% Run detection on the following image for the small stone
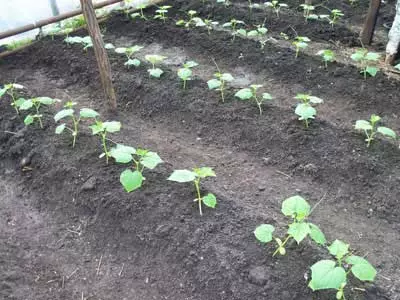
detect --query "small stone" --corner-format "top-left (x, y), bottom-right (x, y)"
top-left (248, 266), bottom-right (270, 286)
top-left (81, 177), bottom-right (97, 191)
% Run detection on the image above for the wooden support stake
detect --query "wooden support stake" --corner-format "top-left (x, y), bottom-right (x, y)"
top-left (360, 0), bottom-right (381, 45)
top-left (80, 0), bottom-right (117, 111)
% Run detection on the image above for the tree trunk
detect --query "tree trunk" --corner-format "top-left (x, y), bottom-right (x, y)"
top-left (49, 0), bottom-right (60, 16)
top-left (79, 0), bottom-right (117, 111)
top-left (386, 0), bottom-right (400, 65)
top-left (304, 0), bottom-right (312, 4)
top-left (360, 0), bottom-right (381, 45)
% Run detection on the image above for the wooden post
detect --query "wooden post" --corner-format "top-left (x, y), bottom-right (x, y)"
top-left (49, 0), bottom-right (60, 16)
top-left (80, 0), bottom-right (117, 111)
top-left (360, 0), bottom-right (381, 45)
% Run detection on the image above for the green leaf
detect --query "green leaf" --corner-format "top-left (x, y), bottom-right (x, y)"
top-left (19, 99), bottom-right (33, 110)
top-left (55, 124), bottom-right (66, 134)
top-left (247, 30), bottom-right (259, 37)
top-left (236, 29), bottom-right (247, 36)
top-left (148, 68), bottom-right (164, 78)
top-left (14, 98), bottom-right (26, 107)
top-left (295, 103), bottom-right (316, 120)
top-left (221, 73), bottom-right (234, 82)
top-left (207, 79), bottom-right (221, 89)
top-left (365, 52), bottom-right (380, 61)
top-left (262, 93), bottom-right (273, 100)
top-left (104, 43), bottom-right (115, 49)
top-left (351, 51), bottom-right (365, 62)
top-left (125, 59), bottom-right (141, 67)
top-left (281, 195), bottom-right (311, 221)
top-left (254, 224), bottom-right (275, 243)
top-left (54, 109), bottom-right (74, 122)
top-left (120, 169), bottom-right (143, 192)
top-left (37, 97), bottom-right (56, 105)
top-left (308, 260), bottom-right (347, 291)
top-left (328, 240), bottom-right (349, 260)
top-left (0, 86), bottom-right (9, 98)
top-left (178, 68), bottom-right (192, 80)
top-left (110, 144), bottom-right (136, 163)
top-left (309, 96), bottom-right (324, 104)
top-left (79, 108), bottom-right (99, 118)
top-left (202, 193), bottom-right (217, 208)
top-left (140, 151), bottom-right (163, 169)
top-left (167, 170), bottom-right (197, 182)
top-left (345, 255), bottom-right (377, 281)
top-left (355, 120), bottom-right (372, 131)
top-left (24, 115), bottom-right (34, 125)
top-left (288, 222), bottom-right (311, 243)
top-left (89, 122), bottom-right (104, 135)
top-left (235, 88), bottom-right (253, 100)
top-left (103, 121), bottom-right (121, 133)
top-left (309, 223), bottom-right (326, 245)
top-left (366, 66), bottom-right (378, 77)
top-left (193, 167), bottom-right (216, 178)
top-left (184, 61), bottom-right (198, 68)
top-left (115, 47), bottom-right (127, 54)
top-left (377, 126), bottom-right (396, 139)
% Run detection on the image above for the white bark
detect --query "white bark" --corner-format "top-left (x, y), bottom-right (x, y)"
top-left (386, 0), bottom-right (400, 56)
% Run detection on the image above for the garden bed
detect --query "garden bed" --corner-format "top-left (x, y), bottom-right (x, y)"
top-left (0, 1), bottom-right (400, 299)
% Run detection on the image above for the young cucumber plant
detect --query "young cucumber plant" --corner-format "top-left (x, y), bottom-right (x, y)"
top-left (0, 83), bottom-right (25, 114)
top-left (235, 84), bottom-right (273, 115)
top-left (115, 45), bottom-right (144, 67)
top-left (176, 10), bottom-right (198, 28)
top-left (207, 72), bottom-right (234, 102)
top-left (320, 9), bottom-right (344, 27)
top-left (194, 18), bottom-right (219, 35)
top-left (54, 101), bottom-right (99, 148)
top-left (17, 97), bottom-right (58, 128)
top-left (130, 3), bottom-right (148, 20)
top-left (294, 93), bottom-right (324, 128)
top-left (89, 120), bottom-right (122, 164)
top-left (177, 61), bottom-right (199, 89)
top-left (153, 5), bottom-right (171, 22)
top-left (293, 36), bottom-right (311, 58)
top-left (64, 36), bottom-right (93, 50)
top-left (309, 239), bottom-right (377, 300)
top-left (351, 49), bottom-right (380, 79)
top-left (300, 4), bottom-right (318, 21)
top-left (145, 54), bottom-right (167, 78)
top-left (254, 195), bottom-right (326, 256)
top-left (355, 114), bottom-right (396, 147)
top-left (110, 144), bottom-right (163, 192)
top-left (317, 49), bottom-right (335, 68)
top-left (240, 25), bottom-right (268, 50)
top-left (265, 1), bottom-right (288, 18)
top-left (168, 167), bottom-right (217, 215)
top-left (222, 19), bottom-right (245, 42)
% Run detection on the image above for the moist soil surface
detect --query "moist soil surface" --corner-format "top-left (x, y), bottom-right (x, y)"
top-left (1, 1), bottom-right (400, 299)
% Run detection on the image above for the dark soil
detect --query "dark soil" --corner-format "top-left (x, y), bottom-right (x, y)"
top-left (1, 1), bottom-right (400, 300)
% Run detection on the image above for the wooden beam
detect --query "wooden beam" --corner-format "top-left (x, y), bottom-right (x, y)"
top-left (80, 0), bottom-right (117, 111)
top-left (360, 0), bottom-right (381, 45)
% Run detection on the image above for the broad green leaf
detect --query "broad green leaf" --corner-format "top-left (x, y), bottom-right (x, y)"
top-left (247, 30), bottom-right (259, 37)
top-left (345, 255), bottom-right (377, 281)
top-left (148, 68), bottom-right (164, 78)
top-left (308, 260), bottom-right (347, 291)
top-left (19, 99), bottom-right (33, 110)
top-left (193, 167), bottom-right (216, 178)
top-left (370, 114), bottom-right (381, 124)
top-left (37, 97), bottom-right (56, 105)
top-left (254, 224), bottom-right (275, 243)
top-left (235, 88), bottom-right (253, 100)
top-left (104, 43), bottom-right (115, 49)
top-left (351, 51), bottom-right (365, 62)
top-left (309, 223), bottom-right (326, 245)
top-left (258, 27), bottom-right (268, 34)
top-left (103, 121), bottom-right (121, 133)
top-left (140, 152), bottom-right (163, 169)
top-left (12, 83), bottom-right (24, 89)
top-left (355, 120), bottom-right (372, 131)
top-left (207, 79), bottom-right (221, 89)
top-left (309, 96), bottom-right (324, 104)
top-left (145, 54), bottom-right (166, 65)
top-left (54, 109), bottom-right (74, 122)
top-left (168, 170), bottom-right (197, 183)
top-left (295, 103), bottom-right (316, 120)
top-left (236, 29), bottom-right (247, 36)
top-left (262, 93), bottom-right (273, 100)
top-left (366, 66), bottom-right (378, 77)
top-left (202, 193), bottom-right (217, 208)
top-left (110, 144), bottom-right (136, 163)
top-left (80, 108), bottom-right (99, 118)
top-left (89, 123), bottom-right (104, 135)
top-left (125, 59), bottom-right (141, 67)
top-left (281, 195), bottom-right (311, 221)
top-left (115, 47), bottom-right (127, 54)
top-left (15, 98), bottom-right (26, 107)
top-left (288, 222), bottom-right (311, 243)
top-left (377, 126), bottom-right (396, 139)
top-left (0, 86), bottom-right (9, 97)
top-left (221, 73), bottom-right (234, 82)
top-left (365, 52), bottom-right (380, 61)
top-left (24, 115), bottom-right (34, 125)
top-left (55, 124), bottom-right (66, 134)
top-left (184, 61), bottom-right (198, 68)
top-left (178, 68), bottom-right (192, 80)
top-left (328, 240), bottom-right (349, 260)
top-left (120, 169), bottom-right (143, 192)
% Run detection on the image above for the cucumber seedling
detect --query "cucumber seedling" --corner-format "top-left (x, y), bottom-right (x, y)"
top-left (54, 101), bottom-right (99, 148)
top-left (355, 114), bottom-right (396, 147)
top-left (351, 49), bottom-right (380, 79)
top-left (222, 19), bottom-right (245, 42)
top-left (145, 54), bottom-right (167, 78)
top-left (300, 4), bottom-right (318, 21)
top-left (177, 60), bottom-right (199, 89)
top-left (293, 36), bottom-right (310, 58)
top-left (208, 72), bottom-right (234, 103)
top-left (317, 49), bottom-right (335, 68)
top-left (294, 93), bottom-right (324, 128)
top-left (255, 195), bottom-right (326, 256)
top-left (130, 3), bottom-right (148, 20)
top-left (153, 5), bottom-right (171, 23)
top-left (64, 36), bottom-right (93, 50)
top-left (17, 97), bottom-right (57, 128)
top-left (115, 45), bottom-right (144, 67)
top-left (193, 18), bottom-right (219, 35)
top-left (265, 1), bottom-right (288, 18)
top-left (309, 239), bottom-right (377, 300)
top-left (168, 167), bottom-right (217, 215)
top-left (320, 9), bottom-right (344, 27)
top-left (176, 10), bottom-right (198, 28)
top-left (235, 84), bottom-right (273, 115)
top-left (89, 120), bottom-right (122, 164)
top-left (110, 144), bottom-right (163, 192)
top-left (0, 83), bottom-right (25, 114)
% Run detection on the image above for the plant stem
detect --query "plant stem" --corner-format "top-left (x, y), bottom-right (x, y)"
top-left (101, 133), bottom-right (109, 164)
top-left (273, 235), bottom-right (291, 256)
top-left (183, 79), bottom-right (187, 90)
top-left (35, 104), bottom-right (43, 129)
top-left (220, 81), bottom-right (225, 102)
top-left (72, 116), bottom-right (79, 148)
top-left (194, 179), bottom-right (203, 215)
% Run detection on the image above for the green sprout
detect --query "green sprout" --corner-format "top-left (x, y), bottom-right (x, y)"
top-left (222, 19), bottom-right (245, 41)
top-left (294, 93), bottom-right (324, 128)
top-left (177, 61), bottom-right (199, 89)
top-left (255, 195), bottom-right (326, 256)
top-left (0, 83), bottom-right (25, 114)
top-left (320, 9), bottom-right (344, 27)
top-left (54, 101), bottom-right (99, 148)
top-left (293, 36), bottom-right (310, 58)
top-left (110, 144), bottom-right (163, 192)
top-left (207, 71), bottom-right (234, 103)
top-left (168, 167), bottom-right (217, 215)
top-left (309, 239), bottom-right (377, 300)
top-left (265, 1), bottom-right (288, 18)
top-left (300, 4), bottom-right (318, 21)
top-left (216, 0), bottom-right (231, 7)
top-left (351, 49), bottom-right (380, 79)
top-left (145, 54), bottom-right (167, 78)
top-left (153, 5), bottom-right (172, 22)
top-left (197, 18), bottom-right (219, 35)
top-left (317, 49), bottom-right (335, 68)
top-left (176, 10), bottom-right (198, 28)
top-left (89, 120), bottom-right (122, 164)
top-left (355, 114), bottom-right (397, 147)
top-left (6, 38), bottom-right (33, 51)
top-left (17, 97), bottom-right (57, 128)
top-left (130, 3), bottom-right (148, 20)
top-left (64, 36), bottom-right (93, 50)
top-left (247, 25), bottom-right (268, 50)
top-left (235, 84), bottom-right (273, 115)
top-left (115, 45), bottom-right (144, 67)
top-left (62, 15), bottom-right (86, 30)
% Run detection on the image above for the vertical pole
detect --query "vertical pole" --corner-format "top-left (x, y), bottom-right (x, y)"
top-left (49, 0), bottom-right (60, 16)
top-left (304, 0), bottom-right (312, 4)
top-left (79, 0), bottom-right (117, 111)
top-left (360, 0), bottom-right (381, 45)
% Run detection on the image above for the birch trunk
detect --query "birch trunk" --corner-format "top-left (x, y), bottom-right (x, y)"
top-left (386, 0), bottom-right (400, 64)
